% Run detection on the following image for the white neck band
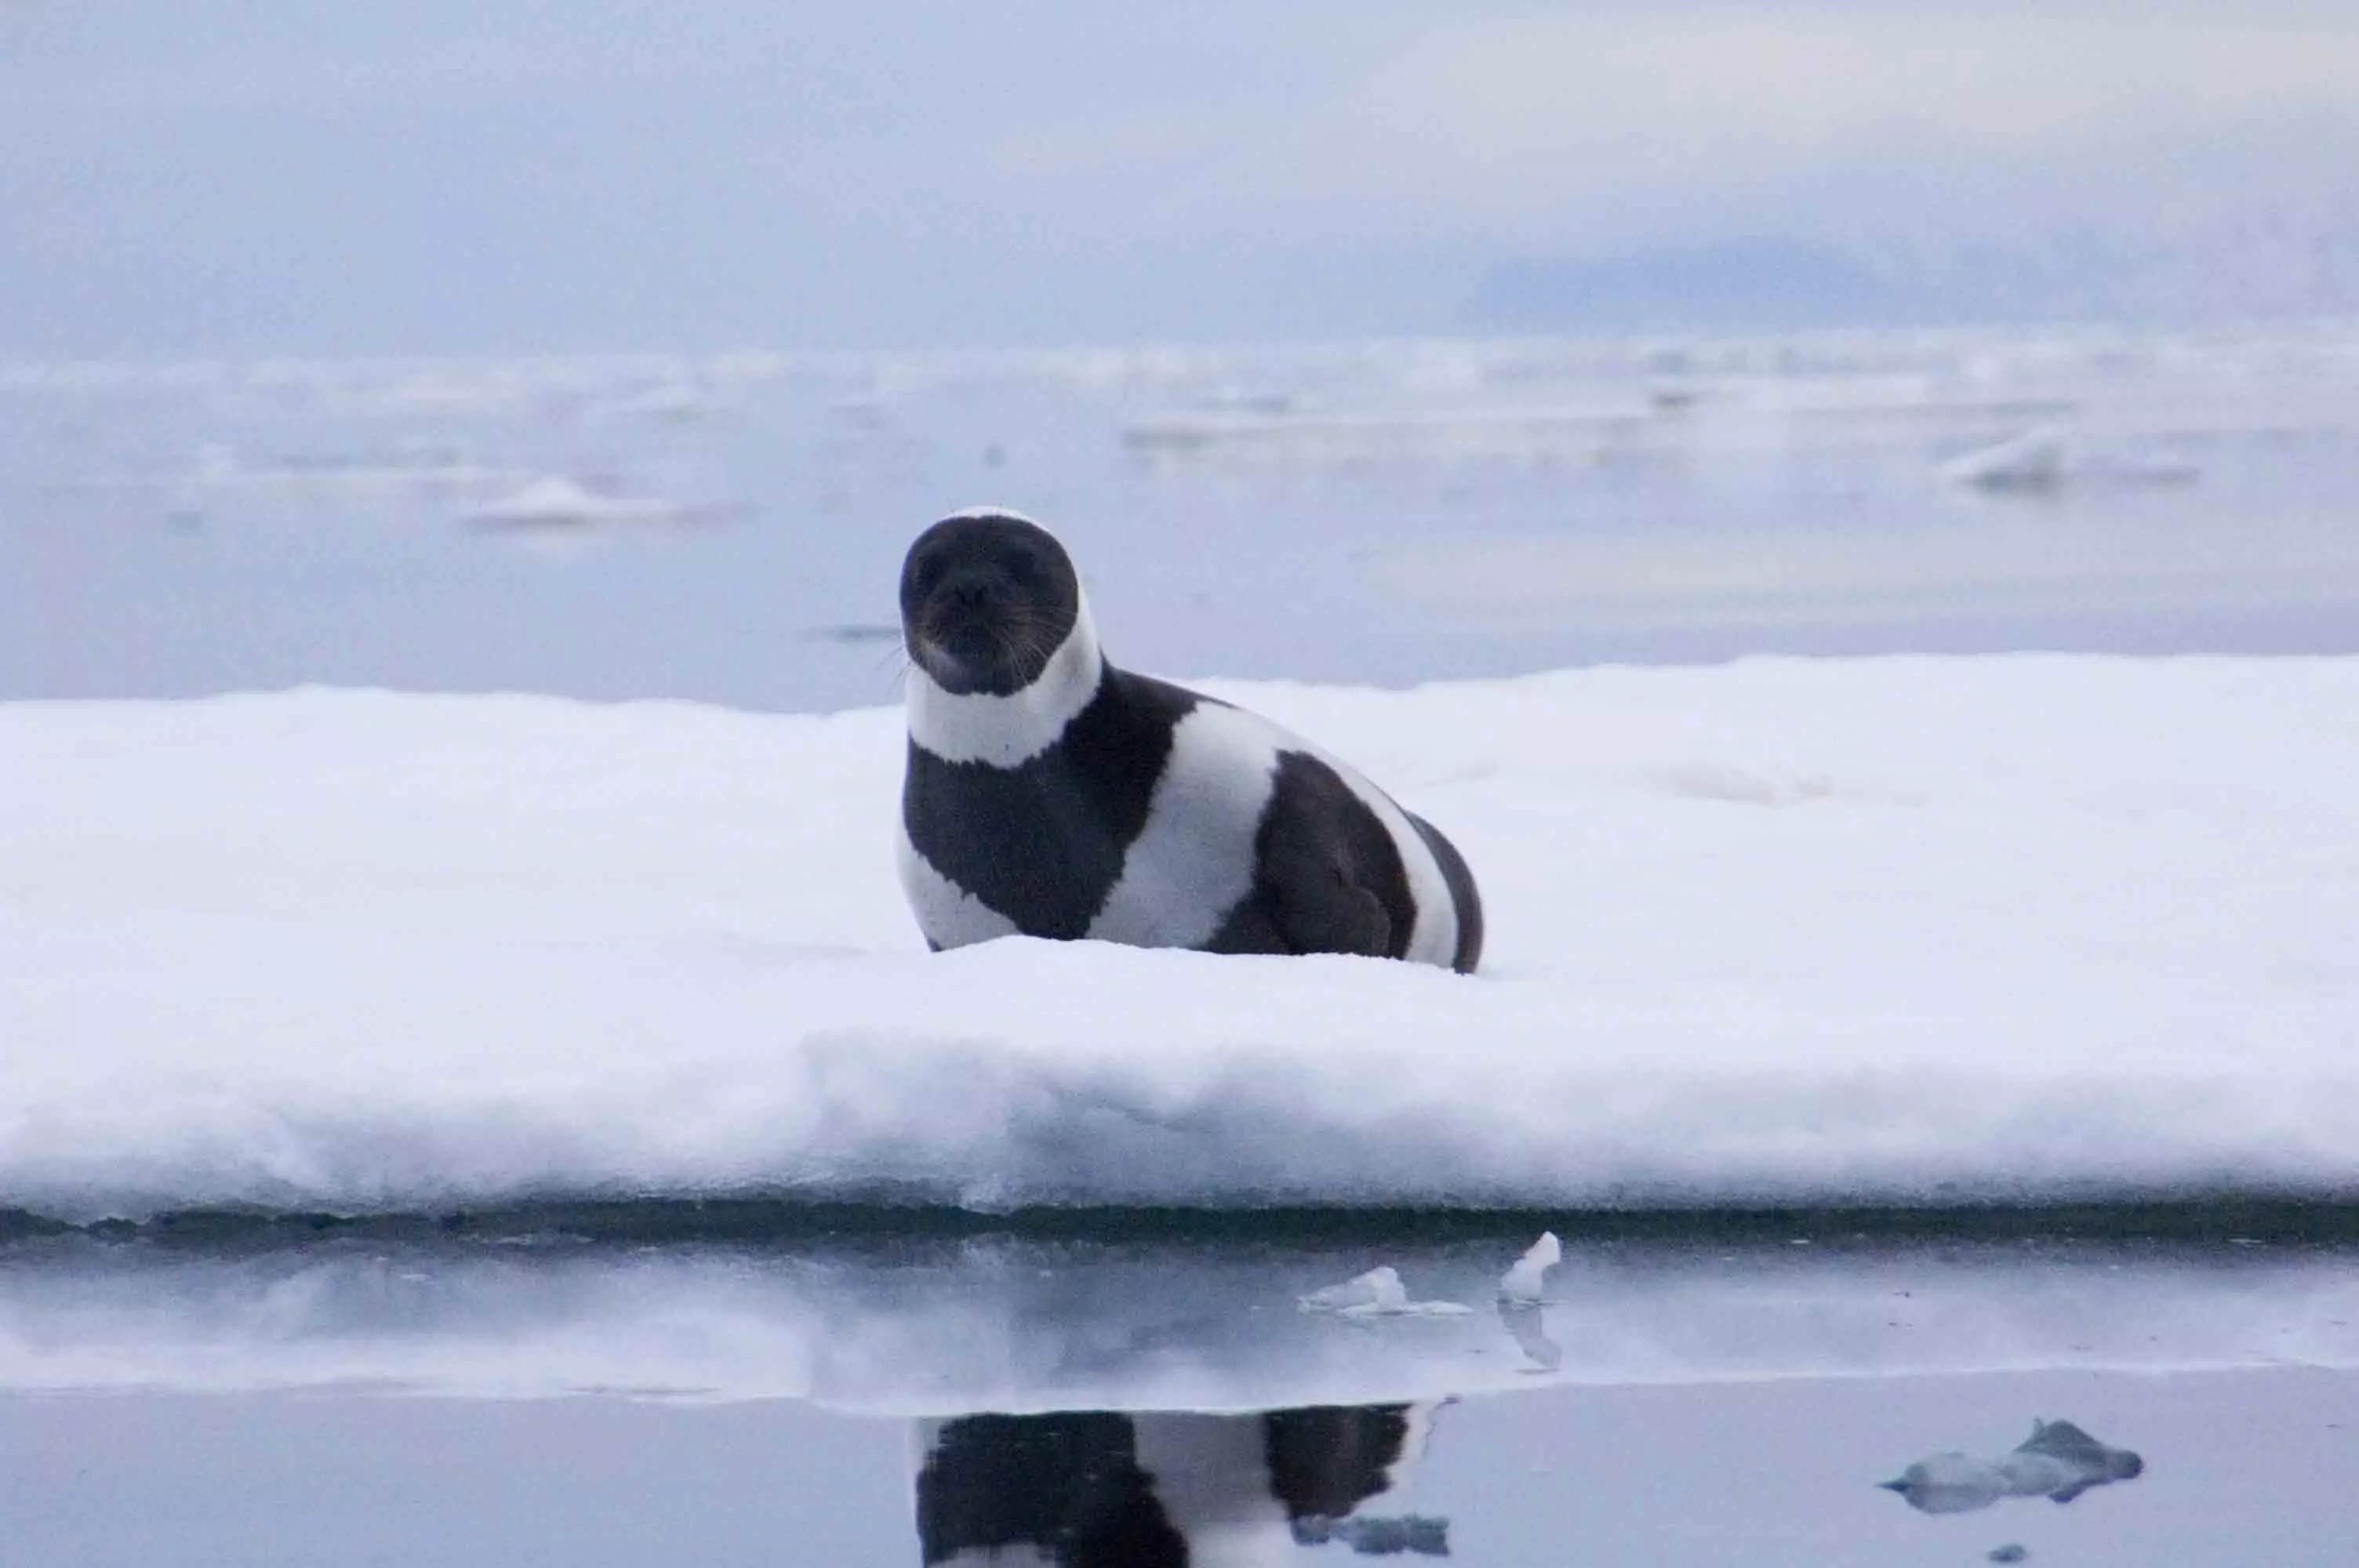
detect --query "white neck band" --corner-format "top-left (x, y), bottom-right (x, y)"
top-left (907, 594), bottom-right (1105, 768)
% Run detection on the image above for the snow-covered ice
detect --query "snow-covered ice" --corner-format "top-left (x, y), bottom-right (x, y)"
top-left (3, 656), bottom-right (2357, 1222)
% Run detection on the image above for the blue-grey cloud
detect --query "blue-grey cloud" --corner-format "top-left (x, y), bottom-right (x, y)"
top-left (5, 3), bottom-right (2356, 353)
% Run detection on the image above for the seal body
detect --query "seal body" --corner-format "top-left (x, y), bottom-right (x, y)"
top-left (896, 510), bottom-right (1483, 972)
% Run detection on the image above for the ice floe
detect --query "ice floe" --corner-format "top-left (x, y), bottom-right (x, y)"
top-left (3, 657), bottom-right (2357, 1221)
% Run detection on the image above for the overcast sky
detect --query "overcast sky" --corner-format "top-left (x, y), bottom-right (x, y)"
top-left (6, 3), bottom-right (2358, 354)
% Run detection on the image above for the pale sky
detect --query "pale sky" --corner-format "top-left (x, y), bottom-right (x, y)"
top-left (5, 2), bottom-right (2357, 354)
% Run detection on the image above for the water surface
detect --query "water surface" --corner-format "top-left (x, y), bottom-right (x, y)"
top-left (5, 1219), bottom-right (2354, 1563)
top-left (9, 326), bottom-right (2359, 706)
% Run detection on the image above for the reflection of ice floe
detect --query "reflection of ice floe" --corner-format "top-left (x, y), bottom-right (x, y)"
top-left (459, 475), bottom-right (744, 535)
top-left (1881, 1419), bottom-right (2145, 1515)
top-left (1498, 1299), bottom-right (1564, 1371)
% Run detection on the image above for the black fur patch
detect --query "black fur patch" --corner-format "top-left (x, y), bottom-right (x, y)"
top-left (903, 670), bottom-right (1195, 938)
top-left (1242, 751), bottom-right (1417, 960)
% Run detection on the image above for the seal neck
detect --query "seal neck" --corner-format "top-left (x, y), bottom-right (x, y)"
top-left (907, 594), bottom-right (1105, 768)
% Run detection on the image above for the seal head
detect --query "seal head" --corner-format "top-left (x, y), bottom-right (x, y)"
top-left (900, 511), bottom-right (1083, 697)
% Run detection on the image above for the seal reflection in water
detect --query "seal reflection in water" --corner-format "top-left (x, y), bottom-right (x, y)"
top-left (913, 1404), bottom-right (1447, 1564)
top-left (897, 510), bottom-right (1484, 971)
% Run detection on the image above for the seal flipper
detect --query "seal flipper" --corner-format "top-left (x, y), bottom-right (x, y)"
top-left (1251, 753), bottom-right (1407, 960)
top-left (1263, 839), bottom-right (1393, 959)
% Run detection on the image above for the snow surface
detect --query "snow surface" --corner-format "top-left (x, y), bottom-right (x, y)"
top-left (4, 657), bottom-right (2357, 1221)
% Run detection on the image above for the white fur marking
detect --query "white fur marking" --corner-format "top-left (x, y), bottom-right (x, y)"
top-left (1089, 701), bottom-right (1461, 967)
top-left (1218, 702), bottom-right (1461, 965)
top-left (1087, 705), bottom-right (1277, 949)
top-left (906, 596), bottom-right (1104, 769)
top-left (897, 822), bottom-right (1020, 949)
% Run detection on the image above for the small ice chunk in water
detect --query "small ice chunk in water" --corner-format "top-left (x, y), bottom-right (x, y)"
top-left (1938, 425), bottom-right (2072, 492)
top-left (1299, 1266), bottom-right (1472, 1318)
top-left (1498, 1231), bottom-right (1561, 1302)
top-left (1881, 1419), bottom-right (2144, 1515)
top-left (1292, 1512), bottom-right (1452, 1555)
top-left (1302, 1266), bottom-right (1408, 1312)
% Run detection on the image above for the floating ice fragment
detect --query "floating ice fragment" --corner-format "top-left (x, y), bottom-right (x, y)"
top-left (1299, 1266), bottom-right (1472, 1319)
top-left (1938, 426), bottom-right (2072, 493)
top-left (460, 475), bottom-right (743, 533)
top-left (1498, 1231), bottom-right (1561, 1303)
top-left (1292, 1512), bottom-right (1451, 1555)
top-left (1880, 1418), bottom-right (2144, 1515)
top-left (1301, 1266), bottom-right (1406, 1312)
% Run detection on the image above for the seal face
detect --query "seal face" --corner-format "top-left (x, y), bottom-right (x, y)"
top-left (897, 509), bottom-right (1485, 972)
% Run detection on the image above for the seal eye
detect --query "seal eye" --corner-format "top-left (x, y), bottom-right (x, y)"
top-left (1003, 551), bottom-right (1038, 587)
top-left (912, 557), bottom-right (944, 595)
